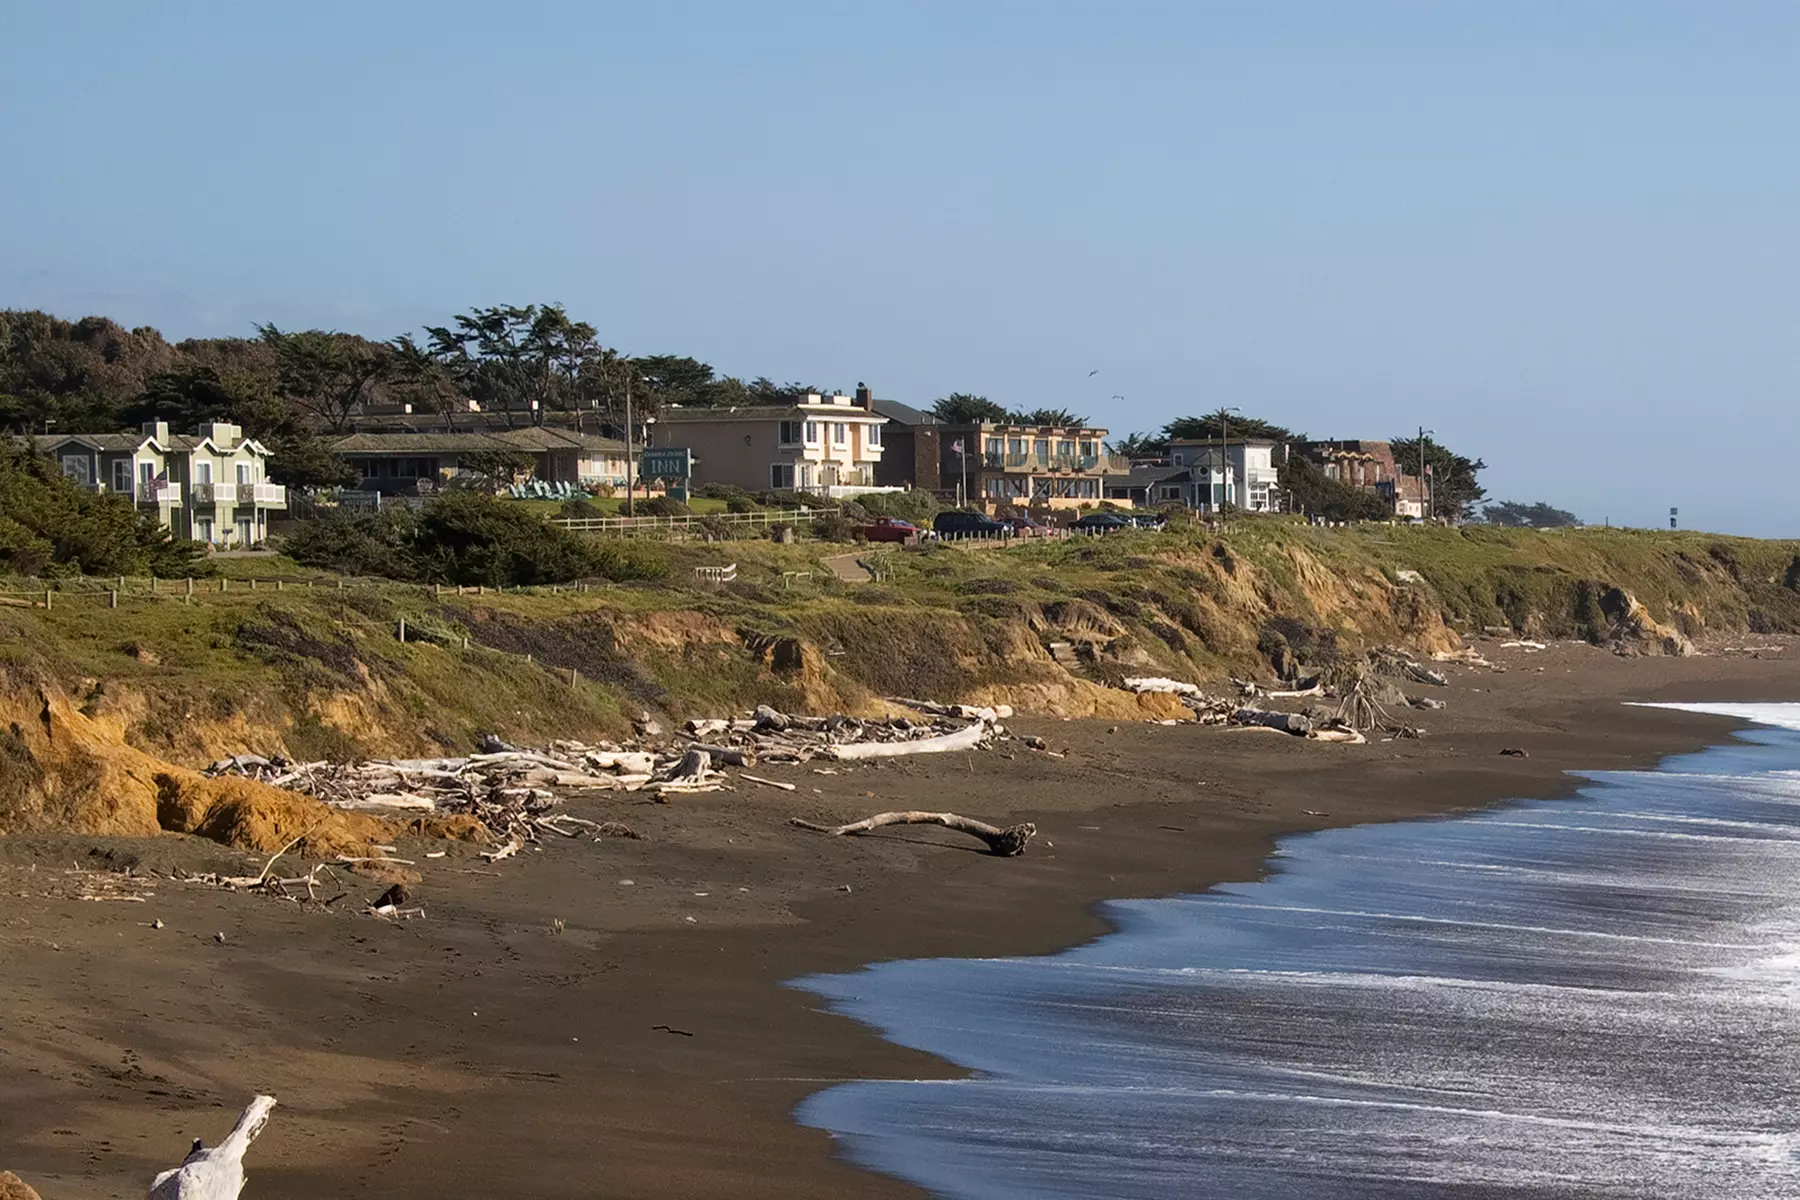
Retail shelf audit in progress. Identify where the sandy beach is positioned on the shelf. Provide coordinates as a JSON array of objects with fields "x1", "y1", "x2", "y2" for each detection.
[{"x1": 3, "y1": 639, "x2": 1797, "y2": 1199}]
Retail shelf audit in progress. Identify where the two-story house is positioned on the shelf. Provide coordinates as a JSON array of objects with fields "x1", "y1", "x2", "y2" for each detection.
[
  {"x1": 1162, "y1": 439, "x2": 1283, "y2": 512},
  {"x1": 35, "y1": 421, "x2": 287, "y2": 546},
  {"x1": 1297, "y1": 440, "x2": 1426, "y2": 518},
  {"x1": 655, "y1": 389, "x2": 889, "y2": 495}
]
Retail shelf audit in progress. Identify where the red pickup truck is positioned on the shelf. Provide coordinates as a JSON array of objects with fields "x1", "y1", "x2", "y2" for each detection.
[{"x1": 855, "y1": 517, "x2": 925, "y2": 543}]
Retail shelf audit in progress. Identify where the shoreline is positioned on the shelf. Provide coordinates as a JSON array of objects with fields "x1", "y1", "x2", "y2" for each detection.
[{"x1": 2, "y1": 643, "x2": 1798, "y2": 1198}]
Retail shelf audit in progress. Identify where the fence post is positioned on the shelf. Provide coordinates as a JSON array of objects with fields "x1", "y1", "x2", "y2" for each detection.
[
  {"x1": 463, "y1": 635, "x2": 470, "y2": 650},
  {"x1": 337, "y1": 578, "x2": 344, "y2": 591},
  {"x1": 109, "y1": 589, "x2": 118, "y2": 609},
  {"x1": 569, "y1": 667, "x2": 579, "y2": 686},
  {"x1": 397, "y1": 617, "x2": 407, "y2": 643},
  {"x1": 186, "y1": 577, "x2": 194, "y2": 597},
  {"x1": 44, "y1": 589, "x2": 52, "y2": 611},
  {"x1": 276, "y1": 579, "x2": 284, "y2": 592},
  {"x1": 221, "y1": 578, "x2": 228, "y2": 593},
  {"x1": 250, "y1": 578, "x2": 257, "y2": 592},
  {"x1": 119, "y1": 575, "x2": 126, "y2": 594}
]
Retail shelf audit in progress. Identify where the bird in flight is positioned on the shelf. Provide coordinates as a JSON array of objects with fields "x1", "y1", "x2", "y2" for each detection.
[{"x1": 1087, "y1": 369, "x2": 1098, "y2": 377}]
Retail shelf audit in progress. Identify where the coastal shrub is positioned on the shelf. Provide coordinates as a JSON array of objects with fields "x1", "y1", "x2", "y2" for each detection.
[
  {"x1": 724, "y1": 495, "x2": 761, "y2": 514},
  {"x1": 638, "y1": 496, "x2": 690, "y2": 518},
  {"x1": 285, "y1": 493, "x2": 665, "y2": 587},
  {"x1": 811, "y1": 512, "x2": 854, "y2": 542},
  {"x1": 284, "y1": 507, "x2": 417, "y2": 578},
  {"x1": 0, "y1": 443, "x2": 207, "y2": 578}
]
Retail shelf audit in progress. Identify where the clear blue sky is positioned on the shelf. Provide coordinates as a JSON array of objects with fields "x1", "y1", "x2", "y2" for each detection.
[{"x1": 3, "y1": 1, "x2": 1795, "y2": 534}]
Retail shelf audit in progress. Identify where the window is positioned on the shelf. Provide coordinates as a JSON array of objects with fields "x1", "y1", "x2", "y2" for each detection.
[
  {"x1": 112, "y1": 460, "x2": 133, "y2": 493},
  {"x1": 60, "y1": 455, "x2": 90, "y2": 485},
  {"x1": 1056, "y1": 440, "x2": 1076, "y2": 459},
  {"x1": 195, "y1": 461, "x2": 213, "y2": 484},
  {"x1": 833, "y1": 423, "x2": 848, "y2": 446},
  {"x1": 1171, "y1": 453, "x2": 1184, "y2": 466},
  {"x1": 985, "y1": 437, "x2": 1004, "y2": 457},
  {"x1": 770, "y1": 463, "x2": 796, "y2": 489},
  {"x1": 1007, "y1": 437, "x2": 1024, "y2": 457},
  {"x1": 779, "y1": 420, "x2": 802, "y2": 445},
  {"x1": 139, "y1": 462, "x2": 155, "y2": 490},
  {"x1": 195, "y1": 517, "x2": 214, "y2": 543},
  {"x1": 237, "y1": 462, "x2": 253, "y2": 485},
  {"x1": 804, "y1": 421, "x2": 819, "y2": 443},
  {"x1": 867, "y1": 423, "x2": 881, "y2": 446},
  {"x1": 1033, "y1": 438, "x2": 1049, "y2": 462},
  {"x1": 1080, "y1": 440, "x2": 1096, "y2": 458},
  {"x1": 236, "y1": 518, "x2": 255, "y2": 546}
]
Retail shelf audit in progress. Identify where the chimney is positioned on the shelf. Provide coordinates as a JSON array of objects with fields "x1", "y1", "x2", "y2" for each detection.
[
  {"x1": 141, "y1": 420, "x2": 171, "y2": 444},
  {"x1": 855, "y1": 382, "x2": 873, "y2": 411}
]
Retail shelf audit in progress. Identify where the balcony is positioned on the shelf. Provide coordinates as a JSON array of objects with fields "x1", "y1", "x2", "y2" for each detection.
[
  {"x1": 238, "y1": 481, "x2": 287, "y2": 507},
  {"x1": 135, "y1": 480, "x2": 180, "y2": 506},
  {"x1": 189, "y1": 481, "x2": 218, "y2": 504}
]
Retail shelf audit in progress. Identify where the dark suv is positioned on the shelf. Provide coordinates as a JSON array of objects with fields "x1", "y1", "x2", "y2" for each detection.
[{"x1": 933, "y1": 510, "x2": 1013, "y2": 538}]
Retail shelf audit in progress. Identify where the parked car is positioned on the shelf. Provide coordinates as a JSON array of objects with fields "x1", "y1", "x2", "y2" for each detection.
[
  {"x1": 1071, "y1": 512, "x2": 1134, "y2": 533},
  {"x1": 1128, "y1": 510, "x2": 1169, "y2": 528},
  {"x1": 855, "y1": 516, "x2": 925, "y2": 543},
  {"x1": 933, "y1": 510, "x2": 1014, "y2": 538},
  {"x1": 1000, "y1": 514, "x2": 1055, "y2": 537}
]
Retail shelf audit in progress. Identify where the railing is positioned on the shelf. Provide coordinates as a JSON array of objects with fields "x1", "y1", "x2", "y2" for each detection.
[
  {"x1": 190, "y1": 481, "x2": 217, "y2": 504},
  {"x1": 238, "y1": 481, "x2": 288, "y2": 505},
  {"x1": 551, "y1": 507, "x2": 841, "y2": 537},
  {"x1": 135, "y1": 481, "x2": 179, "y2": 505},
  {"x1": 693, "y1": 563, "x2": 738, "y2": 585},
  {"x1": 1004, "y1": 453, "x2": 1030, "y2": 469}
]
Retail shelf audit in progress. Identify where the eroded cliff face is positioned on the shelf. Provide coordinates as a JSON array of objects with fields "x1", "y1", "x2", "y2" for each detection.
[{"x1": 4, "y1": 526, "x2": 1793, "y2": 846}]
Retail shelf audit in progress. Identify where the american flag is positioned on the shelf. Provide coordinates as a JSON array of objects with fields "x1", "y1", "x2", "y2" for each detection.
[{"x1": 951, "y1": 439, "x2": 965, "y2": 456}]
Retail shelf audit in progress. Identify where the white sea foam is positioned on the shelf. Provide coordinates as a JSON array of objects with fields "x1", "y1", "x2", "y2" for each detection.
[{"x1": 1631, "y1": 701, "x2": 1800, "y2": 732}]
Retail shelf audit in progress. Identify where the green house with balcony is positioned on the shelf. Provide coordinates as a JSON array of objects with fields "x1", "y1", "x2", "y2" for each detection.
[{"x1": 33, "y1": 420, "x2": 287, "y2": 547}]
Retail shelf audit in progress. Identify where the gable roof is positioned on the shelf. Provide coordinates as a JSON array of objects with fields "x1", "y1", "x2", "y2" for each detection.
[{"x1": 871, "y1": 398, "x2": 936, "y2": 426}]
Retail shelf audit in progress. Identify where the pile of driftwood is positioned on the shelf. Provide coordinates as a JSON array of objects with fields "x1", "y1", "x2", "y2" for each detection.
[{"x1": 203, "y1": 703, "x2": 1008, "y2": 840}]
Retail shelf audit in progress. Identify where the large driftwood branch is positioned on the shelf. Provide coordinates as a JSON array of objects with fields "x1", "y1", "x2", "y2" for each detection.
[
  {"x1": 148, "y1": 1095, "x2": 276, "y2": 1200},
  {"x1": 826, "y1": 722, "x2": 986, "y2": 760},
  {"x1": 791, "y1": 811, "x2": 1037, "y2": 856}
]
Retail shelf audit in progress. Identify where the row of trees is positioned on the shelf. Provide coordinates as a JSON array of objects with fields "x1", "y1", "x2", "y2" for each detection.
[
  {"x1": 927, "y1": 394, "x2": 1091, "y2": 427},
  {"x1": 1104, "y1": 410, "x2": 1494, "y2": 522},
  {"x1": 0, "y1": 306, "x2": 839, "y2": 487}
]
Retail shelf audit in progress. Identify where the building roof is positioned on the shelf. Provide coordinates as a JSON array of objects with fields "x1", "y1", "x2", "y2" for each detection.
[
  {"x1": 34, "y1": 433, "x2": 147, "y2": 453},
  {"x1": 33, "y1": 430, "x2": 270, "y2": 454},
  {"x1": 1166, "y1": 437, "x2": 1279, "y2": 448},
  {"x1": 1105, "y1": 465, "x2": 1190, "y2": 490},
  {"x1": 659, "y1": 402, "x2": 886, "y2": 423},
  {"x1": 332, "y1": 430, "x2": 629, "y2": 455},
  {"x1": 871, "y1": 398, "x2": 937, "y2": 426}
]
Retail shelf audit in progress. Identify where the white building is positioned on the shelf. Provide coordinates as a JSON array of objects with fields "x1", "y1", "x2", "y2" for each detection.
[{"x1": 1164, "y1": 439, "x2": 1282, "y2": 512}]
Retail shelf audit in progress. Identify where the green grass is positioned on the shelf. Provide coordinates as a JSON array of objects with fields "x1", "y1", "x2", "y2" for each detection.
[{"x1": 6, "y1": 522, "x2": 1799, "y2": 769}]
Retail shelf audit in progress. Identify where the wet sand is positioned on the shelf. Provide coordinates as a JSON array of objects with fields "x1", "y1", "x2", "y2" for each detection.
[{"x1": 2, "y1": 640, "x2": 1797, "y2": 1198}]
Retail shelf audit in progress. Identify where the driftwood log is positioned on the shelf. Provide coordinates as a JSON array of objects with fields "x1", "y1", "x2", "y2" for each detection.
[
  {"x1": 1231, "y1": 708, "x2": 1313, "y2": 736},
  {"x1": 792, "y1": 811, "x2": 1037, "y2": 856},
  {"x1": 827, "y1": 721, "x2": 986, "y2": 760},
  {"x1": 148, "y1": 1095, "x2": 276, "y2": 1200}
]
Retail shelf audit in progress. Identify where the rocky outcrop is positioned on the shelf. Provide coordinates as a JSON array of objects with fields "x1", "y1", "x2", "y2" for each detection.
[
  {"x1": 0, "y1": 1171, "x2": 43, "y2": 1200},
  {"x1": 1602, "y1": 588, "x2": 1696, "y2": 657}
]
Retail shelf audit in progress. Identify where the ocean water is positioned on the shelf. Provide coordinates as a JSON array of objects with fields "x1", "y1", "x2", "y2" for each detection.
[{"x1": 795, "y1": 702, "x2": 1800, "y2": 1199}]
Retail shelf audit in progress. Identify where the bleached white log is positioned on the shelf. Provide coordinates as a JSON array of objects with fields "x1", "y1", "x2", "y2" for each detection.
[
  {"x1": 827, "y1": 722, "x2": 987, "y2": 760},
  {"x1": 148, "y1": 1095, "x2": 276, "y2": 1200},
  {"x1": 1121, "y1": 677, "x2": 1205, "y2": 697}
]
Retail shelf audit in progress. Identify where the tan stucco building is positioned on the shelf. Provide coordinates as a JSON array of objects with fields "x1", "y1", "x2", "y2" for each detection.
[{"x1": 654, "y1": 391, "x2": 888, "y2": 494}]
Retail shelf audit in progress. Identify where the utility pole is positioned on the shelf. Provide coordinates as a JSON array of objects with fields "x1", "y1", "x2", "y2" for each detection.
[
  {"x1": 1417, "y1": 425, "x2": 1432, "y2": 522},
  {"x1": 623, "y1": 363, "x2": 634, "y2": 517}
]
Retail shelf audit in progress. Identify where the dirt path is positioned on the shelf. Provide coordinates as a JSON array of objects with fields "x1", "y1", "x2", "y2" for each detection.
[{"x1": 822, "y1": 550, "x2": 875, "y2": 582}]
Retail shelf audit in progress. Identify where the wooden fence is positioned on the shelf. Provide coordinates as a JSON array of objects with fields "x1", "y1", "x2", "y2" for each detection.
[{"x1": 550, "y1": 508, "x2": 839, "y2": 538}]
